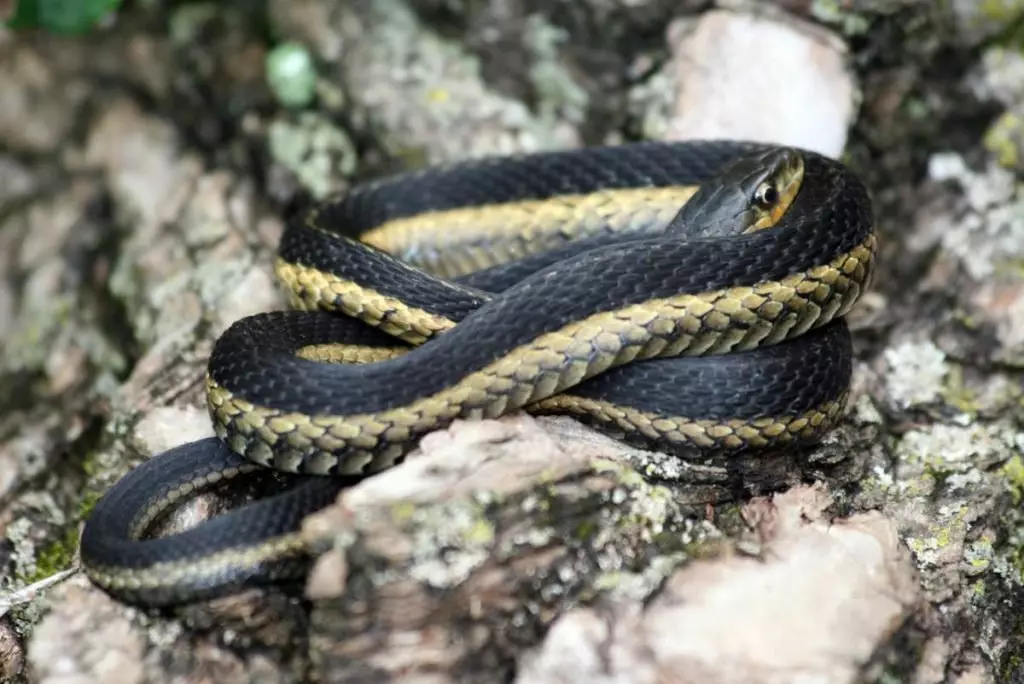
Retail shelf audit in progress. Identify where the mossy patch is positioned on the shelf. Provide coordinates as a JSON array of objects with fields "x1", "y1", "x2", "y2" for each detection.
[
  {"x1": 983, "y1": 110, "x2": 1024, "y2": 169},
  {"x1": 939, "y1": 365, "x2": 980, "y2": 416},
  {"x1": 979, "y1": 0, "x2": 1024, "y2": 27},
  {"x1": 810, "y1": 0, "x2": 871, "y2": 35},
  {"x1": 1001, "y1": 454, "x2": 1024, "y2": 504},
  {"x1": 22, "y1": 528, "x2": 78, "y2": 585}
]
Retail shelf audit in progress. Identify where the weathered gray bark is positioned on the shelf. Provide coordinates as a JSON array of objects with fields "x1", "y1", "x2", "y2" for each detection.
[
  {"x1": 1, "y1": 1, "x2": 1022, "y2": 683},
  {"x1": 298, "y1": 416, "x2": 913, "y2": 684}
]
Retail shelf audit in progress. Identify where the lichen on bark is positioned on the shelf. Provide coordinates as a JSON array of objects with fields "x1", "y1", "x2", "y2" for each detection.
[{"x1": 1, "y1": 1, "x2": 1023, "y2": 683}]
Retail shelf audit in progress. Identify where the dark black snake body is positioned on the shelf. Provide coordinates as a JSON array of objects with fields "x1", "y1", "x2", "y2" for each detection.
[{"x1": 79, "y1": 140, "x2": 875, "y2": 607}]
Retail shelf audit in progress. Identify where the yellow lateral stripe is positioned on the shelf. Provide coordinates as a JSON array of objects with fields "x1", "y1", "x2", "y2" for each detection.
[
  {"x1": 296, "y1": 344, "x2": 409, "y2": 364},
  {"x1": 85, "y1": 532, "x2": 308, "y2": 592},
  {"x1": 275, "y1": 258, "x2": 457, "y2": 345},
  {"x1": 359, "y1": 186, "x2": 701, "y2": 276},
  {"x1": 212, "y1": 236, "x2": 875, "y2": 475},
  {"x1": 530, "y1": 393, "x2": 849, "y2": 450}
]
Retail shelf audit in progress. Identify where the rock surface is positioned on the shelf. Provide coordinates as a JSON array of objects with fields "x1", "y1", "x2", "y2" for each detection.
[
  {"x1": 515, "y1": 485, "x2": 920, "y2": 684},
  {"x1": 0, "y1": 1, "x2": 1022, "y2": 684},
  {"x1": 637, "y1": 9, "x2": 857, "y2": 156}
]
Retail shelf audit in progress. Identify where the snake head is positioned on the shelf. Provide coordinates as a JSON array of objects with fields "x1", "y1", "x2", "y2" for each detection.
[{"x1": 665, "y1": 146, "x2": 805, "y2": 238}]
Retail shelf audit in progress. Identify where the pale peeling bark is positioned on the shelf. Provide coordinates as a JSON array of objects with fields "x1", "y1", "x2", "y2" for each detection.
[
  {"x1": 297, "y1": 415, "x2": 906, "y2": 683},
  {"x1": 1, "y1": 1, "x2": 1022, "y2": 683}
]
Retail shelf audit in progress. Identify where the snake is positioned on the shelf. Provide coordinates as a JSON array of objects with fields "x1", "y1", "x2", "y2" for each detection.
[{"x1": 79, "y1": 139, "x2": 876, "y2": 608}]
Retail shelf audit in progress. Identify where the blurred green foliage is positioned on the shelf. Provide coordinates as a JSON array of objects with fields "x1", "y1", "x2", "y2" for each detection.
[{"x1": 3, "y1": 0, "x2": 123, "y2": 34}]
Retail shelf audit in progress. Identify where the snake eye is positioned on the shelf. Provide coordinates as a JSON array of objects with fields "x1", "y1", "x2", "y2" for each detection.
[{"x1": 754, "y1": 182, "x2": 779, "y2": 207}]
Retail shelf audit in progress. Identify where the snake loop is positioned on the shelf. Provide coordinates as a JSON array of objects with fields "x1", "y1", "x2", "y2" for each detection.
[{"x1": 80, "y1": 140, "x2": 876, "y2": 607}]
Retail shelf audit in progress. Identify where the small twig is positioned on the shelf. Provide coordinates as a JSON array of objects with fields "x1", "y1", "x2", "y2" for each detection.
[{"x1": 0, "y1": 567, "x2": 78, "y2": 618}]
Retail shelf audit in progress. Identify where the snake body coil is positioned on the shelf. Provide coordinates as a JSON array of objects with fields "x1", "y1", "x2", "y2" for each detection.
[{"x1": 80, "y1": 140, "x2": 876, "y2": 607}]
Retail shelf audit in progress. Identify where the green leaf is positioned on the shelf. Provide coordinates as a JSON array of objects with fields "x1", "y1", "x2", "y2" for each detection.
[{"x1": 4, "y1": 0, "x2": 123, "y2": 34}]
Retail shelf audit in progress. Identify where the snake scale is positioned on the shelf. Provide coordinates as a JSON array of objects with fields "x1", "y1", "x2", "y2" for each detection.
[{"x1": 79, "y1": 139, "x2": 876, "y2": 608}]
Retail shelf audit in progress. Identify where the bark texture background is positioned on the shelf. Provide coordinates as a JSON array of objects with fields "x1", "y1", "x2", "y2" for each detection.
[{"x1": 1, "y1": 1, "x2": 1023, "y2": 683}]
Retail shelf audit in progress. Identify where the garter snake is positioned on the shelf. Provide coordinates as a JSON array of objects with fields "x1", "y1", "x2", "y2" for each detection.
[{"x1": 80, "y1": 140, "x2": 876, "y2": 608}]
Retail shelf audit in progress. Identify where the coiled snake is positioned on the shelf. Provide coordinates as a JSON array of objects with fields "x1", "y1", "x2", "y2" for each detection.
[{"x1": 80, "y1": 140, "x2": 876, "y2": 608}]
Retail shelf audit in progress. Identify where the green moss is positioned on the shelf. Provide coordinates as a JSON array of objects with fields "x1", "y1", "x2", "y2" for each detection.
[
  {"x1": 983, "y1": 111, "x2": 1024, "y2": 169},
  {"x1": 941, "y1": 508, "x2": 970, "y2": 548},
  {"x1": 905, "y1": 506, "x2": 972, "y2": 566},
  {"x1": 590, "y1": 458, "x2": 622, "y2": 474},
  {"x1": 939, "y1": 365, "x2": 980, "y2": 415},
  {"x1": 979, "y1": 0, "x2": 1024, "y2": 23},
  {"x1": 922, "y1": 462, "x2": 953, "y2": 490},
  {"x1": 76, "y1": 489, "x2": 103, "y2": 520},
  {"x1": 390, "y1": 501, "x2": 418, "y2": 525},
  {"x1": 462, "y1": 518, "x2": 495, "y2": 546},
  {"x1": 79, "y1": 447, "x2": 107, "y2": 478},
  {"x1": 809, "y1": 0, "x2": 871, "y2": 35},
  {"x1": 935, "y1": 519, "x2": 954, "y2": 548},
  {"x1": 21, "y1": 463, "x2": 106, "y2": 584},
  {"x1": 428, "y1": 500, "x2": 494, "y2": 547},
  {"x1": 1009, "y1": 534, "x2": 1024, "y2": 578},
  {"x1": 391, "y1": 147, "x2": 430, "y2": 172},
  {"x1": 24, "y1": 528, "x2": 78, "y2": 584},
  {"x1": 593, "y1": 571, "x2": 621, "y2": 591},
  {"x1": 957, "y1": 310, "x2": 980, "y2": 330},
  {"x1": 614, "y1": 467, "x2": 648, "y2": 492},
  {"x1": 4, "y1": 0, "x2": 123, "y2": 34},
  {"x1": 1001, "y1": 455, "x2": 1024, "y2": 504},
  {"x1": 573, "y1": 518, "x2": 598, "y2": 542},
  {"x1": 967, "y1": 536, "x2": 996, "y2": 576}
]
